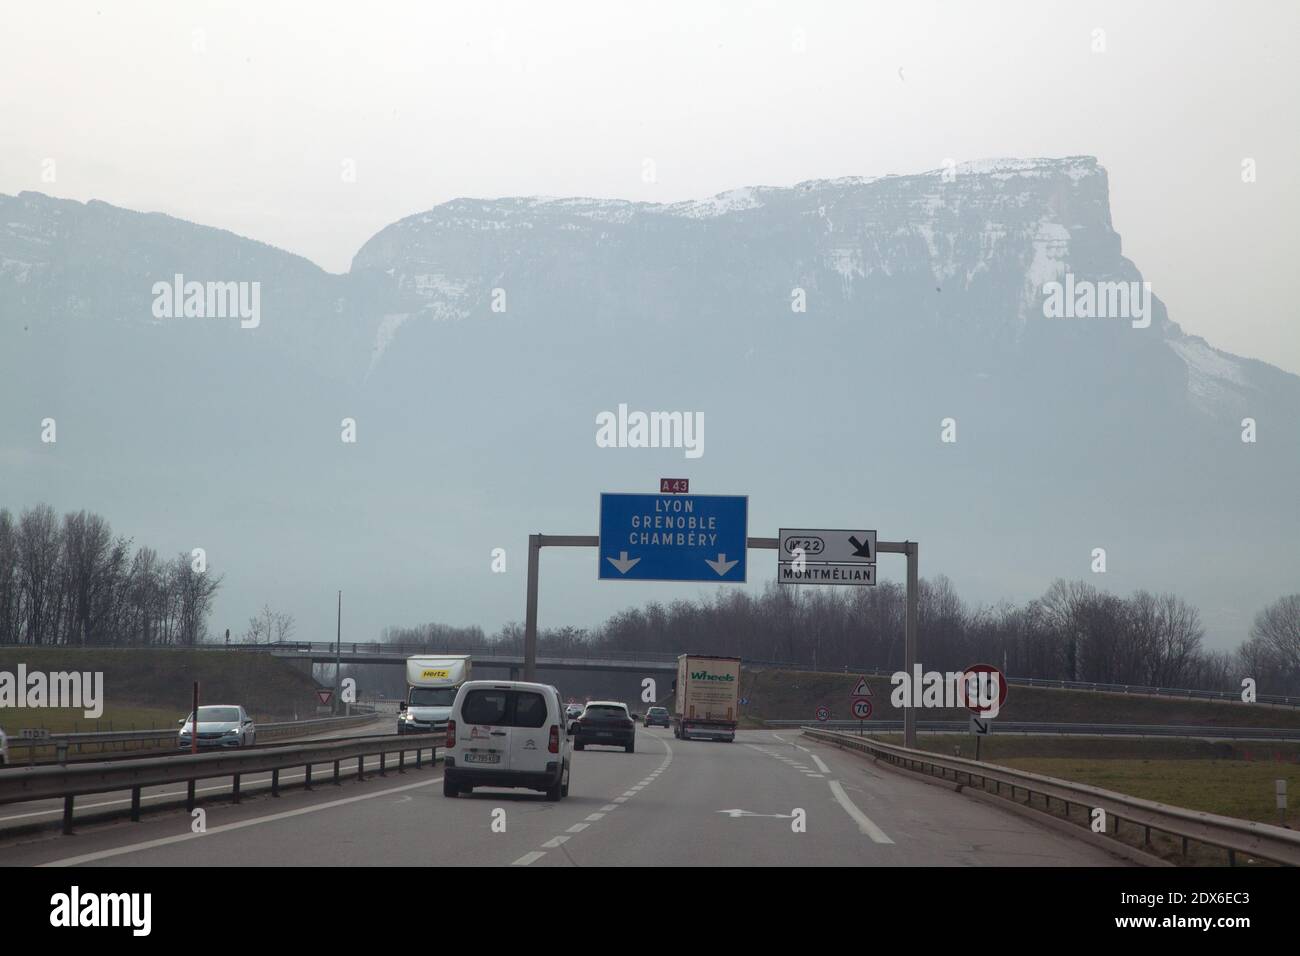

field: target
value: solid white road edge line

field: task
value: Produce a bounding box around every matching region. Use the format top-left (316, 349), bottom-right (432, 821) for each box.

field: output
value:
top-left (39, 776), bottom-right (443, 867)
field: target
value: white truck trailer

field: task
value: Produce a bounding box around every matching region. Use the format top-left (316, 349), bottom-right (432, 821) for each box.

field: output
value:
top-left (673, 654), bottom-right (740, 742)
top-left (397, 655), bottom-right (471, 734)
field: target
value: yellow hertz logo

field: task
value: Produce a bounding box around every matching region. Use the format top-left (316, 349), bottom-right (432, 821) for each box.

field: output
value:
top-left (420, 669), bottom-right (450, 679)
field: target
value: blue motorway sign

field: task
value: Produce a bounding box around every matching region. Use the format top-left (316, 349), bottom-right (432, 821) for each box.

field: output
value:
top-left (599, 493), bottom-right (748, 583)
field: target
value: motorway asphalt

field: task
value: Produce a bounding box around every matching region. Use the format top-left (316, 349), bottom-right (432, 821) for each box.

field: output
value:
top-left (0, 726), bottom-right (1125, 866)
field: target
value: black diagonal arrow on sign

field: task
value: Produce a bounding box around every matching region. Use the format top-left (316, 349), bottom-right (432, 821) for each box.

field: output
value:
top-left (848, 535), bottom-right (874, 559)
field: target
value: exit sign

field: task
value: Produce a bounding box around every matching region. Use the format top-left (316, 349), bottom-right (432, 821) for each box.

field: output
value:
top-left (660, 478), bottom-right (689, 493)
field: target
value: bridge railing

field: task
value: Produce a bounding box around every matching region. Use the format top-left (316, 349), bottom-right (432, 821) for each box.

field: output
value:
top-left (802, 726), bottom-right (1300, 866)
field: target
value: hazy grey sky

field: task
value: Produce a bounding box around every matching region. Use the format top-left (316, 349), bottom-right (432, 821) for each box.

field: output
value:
top-left (3, 0), bottom-right (1297, 373)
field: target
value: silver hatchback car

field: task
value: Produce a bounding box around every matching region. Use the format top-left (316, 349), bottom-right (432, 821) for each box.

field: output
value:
top-left (178, 705), bottom-right (257, 749)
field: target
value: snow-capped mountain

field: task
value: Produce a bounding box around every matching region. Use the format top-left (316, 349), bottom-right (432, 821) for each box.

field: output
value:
top-left (1, 157), bottom-right (1295, 646)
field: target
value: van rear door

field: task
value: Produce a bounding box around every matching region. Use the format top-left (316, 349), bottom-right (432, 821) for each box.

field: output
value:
top-left (507, 689), bottom-right (554, 776)
top-left (459, 687), bottom-right (513, 771)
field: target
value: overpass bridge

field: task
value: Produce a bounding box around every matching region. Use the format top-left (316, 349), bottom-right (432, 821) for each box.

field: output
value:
top-left (244, 641), bottom-right (680, 676)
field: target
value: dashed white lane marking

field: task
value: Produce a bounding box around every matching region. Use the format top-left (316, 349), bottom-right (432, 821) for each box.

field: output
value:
top-left (40, 776), bottom-right (443, 867)
top-left (771, 734), bottom-right (787, 743)
top-left (754, 736), bottom-right (898, 845)
top-left (514, 735), bottom-right (674, 865)
top-left (828, 779), bottom-right (894, 844)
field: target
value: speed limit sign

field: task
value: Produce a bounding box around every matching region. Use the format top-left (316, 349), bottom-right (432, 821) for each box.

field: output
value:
top-left (815, 705), bottom-right (830, 722)
top-left (851, 698), bottom-right (873, 720)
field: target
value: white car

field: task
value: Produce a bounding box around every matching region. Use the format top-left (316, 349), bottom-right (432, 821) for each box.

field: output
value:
top-left (178, 705), bottom-right (257, 749)
top-left (443, 680), bottom-right (572, 800)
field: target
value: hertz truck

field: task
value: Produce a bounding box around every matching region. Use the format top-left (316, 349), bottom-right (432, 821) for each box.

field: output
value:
top-left (673, 654), bottom-right (740, 742)
top-left (397, 655), bottom-right (471, 734)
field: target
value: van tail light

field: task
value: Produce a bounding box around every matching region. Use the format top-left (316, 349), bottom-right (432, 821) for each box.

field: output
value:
top-left (548, 725), bottom-right (560, 754)
top-left (446, 720), bottom-right (456, 748)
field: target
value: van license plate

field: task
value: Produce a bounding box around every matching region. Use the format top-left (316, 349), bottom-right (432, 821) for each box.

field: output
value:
top-left (464, 752), bottom-right (500, 764)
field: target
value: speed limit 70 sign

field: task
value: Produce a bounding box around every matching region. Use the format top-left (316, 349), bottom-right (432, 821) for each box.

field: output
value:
top-left (851, 698), bottom-right (873, 720)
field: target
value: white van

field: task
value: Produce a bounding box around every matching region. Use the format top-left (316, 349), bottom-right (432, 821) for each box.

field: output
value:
top-left (443, 680), bottom-right (572, 800)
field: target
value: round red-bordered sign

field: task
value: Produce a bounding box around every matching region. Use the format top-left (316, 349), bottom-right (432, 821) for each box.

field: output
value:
top-left (815, 705), bottom-right (830, 722)
top-left (851, 698), bottom-right (873, 720)
top-left (962, 663), bottom-right (1008, 714)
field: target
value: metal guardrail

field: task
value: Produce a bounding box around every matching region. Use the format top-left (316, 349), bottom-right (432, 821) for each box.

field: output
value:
top-left (1005, 675), bottom-right (1299, 707)
top-left (6, 713), bottom-right (379, 764)
top-left (744, 663), bottom-right (1300, 707)
top-left (765, 720), bottom-right (1300, 741)
top-left (0, 732), bottom-right (441, 834)
top-left (802, 727), bottom-right (1300, 866)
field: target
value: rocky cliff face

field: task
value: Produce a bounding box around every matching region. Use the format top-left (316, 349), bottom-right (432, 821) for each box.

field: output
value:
top-left (1, 158), bottom-right (1295, 644)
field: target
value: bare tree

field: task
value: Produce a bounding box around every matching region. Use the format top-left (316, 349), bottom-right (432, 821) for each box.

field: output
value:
top-left (0, 509), bottom-right (19, 644)
top-left (1242, 594), bottom-right (1300, 693)
top-left (17, 504), bottom-right (60, 645)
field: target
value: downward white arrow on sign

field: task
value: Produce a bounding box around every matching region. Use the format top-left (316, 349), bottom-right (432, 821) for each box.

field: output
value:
top-left (705, 554), bottom-right (739, 576)
top-left (606, 552), bottom-right (641, 574)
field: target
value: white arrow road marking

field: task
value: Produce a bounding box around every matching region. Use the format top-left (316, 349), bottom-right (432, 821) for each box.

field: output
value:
top-left (828, 780), bottom-right (894, 844)
top-left (606, 552), bottom-right (641, 574)
top-left (705, 553), bottom-right (739, 576)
